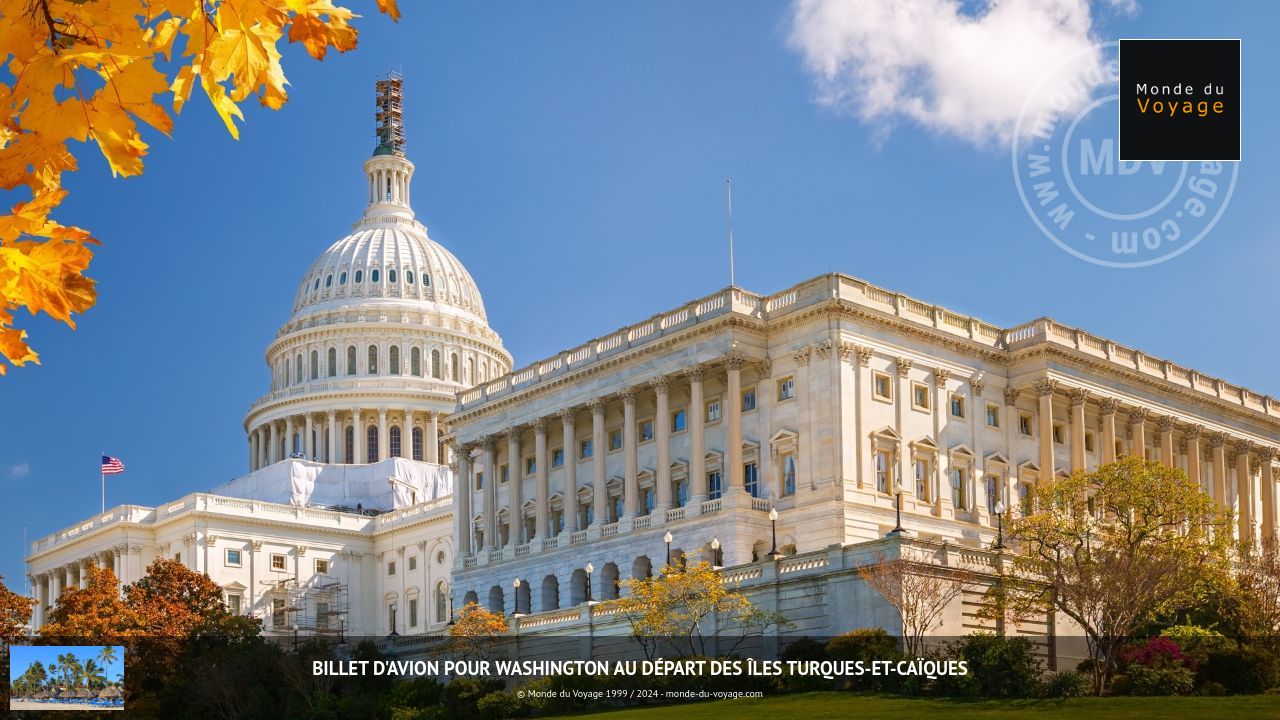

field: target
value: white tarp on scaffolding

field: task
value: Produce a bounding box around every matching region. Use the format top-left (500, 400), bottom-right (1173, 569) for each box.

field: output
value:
top-left (210, 457), bottom-right (452, 511)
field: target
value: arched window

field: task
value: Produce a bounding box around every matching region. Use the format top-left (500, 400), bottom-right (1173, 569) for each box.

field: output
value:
top-left (389, 268), bottom-right (397, 284)
top-left (310, 350), bottom-right (318, 380)
top-left (313, 278), bottom-right (320, 291)
top-left (431, 349), bottom-right (441, 379)
top-left (450, 353), bottom-right (459, 381)
top-left (339, 271), bottom-right (347, 285)
top-left (435, 582), bottom-right (448, 624)
top-left (325, 274), bottom-right (333, 288)
top-left (367, 426), bottom-right (379, 463)
top-left (355, 269), bottom-right (363, 284)
top-left (327, 348), bottom-right (337, 377)
top-left (406, 270), bottom-right (414, 285)
top-left (390, 426), bottom-right (402, 457)
top-left (295, 354), bottom-right (302, 384)
top-left (371, 268), bottom-right (381, 284)
top-left (411, 347), bottom-right (422, 376)
top-left (367, 345), bottom-right (378, 375)
top-left (412, 427), bottom-right (423, 461)
top-left (347, 346), bottom-right (357, 376)
top-left (344, 426), bottom-right (354, 464)
top-left (389, 346), bottom-right (400, 375)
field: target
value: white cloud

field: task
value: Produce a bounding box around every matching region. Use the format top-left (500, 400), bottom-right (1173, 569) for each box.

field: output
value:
top-left (788, 0), bottom-right (1116, 146)
top-left (9, 462), bottom-right (29, 478)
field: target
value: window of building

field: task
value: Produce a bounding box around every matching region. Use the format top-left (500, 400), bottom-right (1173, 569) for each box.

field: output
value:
top-left (408, 556), bottom-right (417, 571)
top-left (174, 552), bottom-right (181, 563)
top-left (525, 457), bottom-right (536, 475)
top-left (782, 455), bottom-right (796, 496)
top-left (345, 426), bottom-right (354, 463)
top-left (366, 426), bottom-right (378, 463)
top-left (950, 394), bottom-right (966, 418)
top-left (606, 429), bottom-right (621, 452)
top-left (1052, 423), bottom-right (1064, 445)
top-left (325, 274), bottom-right (333, 288)
top-left (225, 549), bottom-right (242, 567)
top-left (328, 347), bottom-right (337, 377)
top-left (409, 598), bottom-right (419, 628)
top-left (310, 350), bottom-right (319, 380)
top-left (371, 268), bottom-right (381, 283)
top-left (367, 345), bottom-right (378, 375)
top-left (610, 495), bottom-right (624, 524)
top-left (499, 463), bottom-right (509, 483)
top-left (708, 471), bottom-right (723, 500)
top-left (354, 269), bottom-right (363, 284)
top-left (951, 467), bottom-right (967, 509)
top-left (270, 553), bottom-right (286, 571)
top-left (411, 347), bottom-right (422, 376)
top-left (315, 558), bottom-right (329, 574)
top-left (387, 561), bottom-right (396, 576)
top-left (474, 471), bottom-right (484, 491)
top-left (912, 382), bottom-right (931, 411)
top-left (777, 376), bottom-right (795, 401)
top-left (1085, 431), bottom-right (1096, 453)
top-left (875, 449), bottom-right (893, 494)
top-left (450, 353), bottom-right (459, 380)
top-left (389, 346), bottom-right (400, 374)
top-left (742, 386), bottom-right (757, 412)
top-left (316, 601), bottom-right (330, 628)
top-left (406, 270), bottom-right (414, 285)
top-left (347, 345), bottom-right (357, 375)
top-left (436, 583), bottom-right (448, 624)
top-left (431, 349), bottom-right (441, 379)
top-left (671, 409), bottom-right (686, 433)
top-left (272, 598), bottom-right (286, 627)
top-left (986, 476), bottom-right (999, 514)
top-left (227, 593), bottom-right (242, 615)
top-left (642, 489), bottom-right (654, 516)
top-left (1019, 413), bottom-right (1033, 436)
top-left (412, 427), bottom-right (423, 461)
top-left (387, 603), bottom-right (396, 632)
top-left (706, 399), bottom-right (721, 423)
top-left (674, 479), bottom-right (688, 507)
top-left (873, 372), bottom-right (892, 401)
top-left (986, 404), bottom-right (1000, 427)
top-left (339, 271), bottom-right (347, 285)
top-left (914, 457), bottom-right (931, 500)
top-left (635, 419), bottom-right (652, 442)
top-left (744, 461), bottom-right (759, 498)
top-left (580, 439), bottom-right (593, 459)
top-left (390, 426), bottom-right (402, 457)
top-left (388, 268), bottom-right (397, 284)
top-left (552, 448), bottom-right (564, 467)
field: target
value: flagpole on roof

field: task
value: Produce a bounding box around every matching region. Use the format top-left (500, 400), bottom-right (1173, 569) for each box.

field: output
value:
top-left (101, 449), bottom-right (105, 514)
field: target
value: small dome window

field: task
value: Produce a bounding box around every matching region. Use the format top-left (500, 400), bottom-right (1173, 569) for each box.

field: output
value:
top-left (339, 271), bottom-right (347, 285)
top-left (389, 268), bottom-right (397, 284)
top-left (325, 274), bottom-right (333, 288)
top-left (355, 270), bottom-right (363, 283)
top-left (313, 278), bottom-right (320, 291)
top-left (371, 268), bottom-right (381, 283)
top-left (406, 270), bottom-right (414, 284)
top-left (422, 273), bottom-right (431, 286)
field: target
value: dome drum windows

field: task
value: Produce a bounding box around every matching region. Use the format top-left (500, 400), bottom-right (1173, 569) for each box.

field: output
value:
top-left (325, 274), bottom-right (333, 288)
top-left (355, 270), bottom-right (363, 284)
top-left (339, 271), bottom-right (347, 285)
top-left (347, 346), bottom-right (357, 376)
top-left (368, 345), bottom-right (379, 375)
top-left (371, 269), bottom-right (381, 284)
top-left (406, 270), bottom-right (414, 285)
top-left (389, 268), bottom-right (397, 284)
top-left (389, 346), bottom-right (400, 375)
top-left (328, 348), bottom-right (337, 377)
top-left (411, 347), bottom-right (422, 377)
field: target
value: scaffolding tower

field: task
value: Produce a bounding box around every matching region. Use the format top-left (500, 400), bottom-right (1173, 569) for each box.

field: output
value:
top-left (260, 576), bottom-right (350, 635)
top-left (374, 72), bottom-right (405, 156)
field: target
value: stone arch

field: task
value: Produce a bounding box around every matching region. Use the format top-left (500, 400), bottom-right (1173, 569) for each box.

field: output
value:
top-left (514, 579), bottom-right (532, 615)
top-left (631, 555), bottom-right (652, 581)
top-left (601, 562), bottom-right (620, 600)
top-left (462, 589), bottom-right (479, 607)
top-left (569, 567), bottom-right (589, 605)
top-left (539, 574), bottom-right (560, 612)
top-left (487, 585), bottom-right (505, 614)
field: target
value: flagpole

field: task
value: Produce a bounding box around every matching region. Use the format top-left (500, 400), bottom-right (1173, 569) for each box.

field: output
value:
top-left (101, 449), bottom-right (105, 514)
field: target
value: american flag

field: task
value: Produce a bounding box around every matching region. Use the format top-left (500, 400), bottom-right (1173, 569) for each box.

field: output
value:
top-left (101, 455), bottom-right (125, 475)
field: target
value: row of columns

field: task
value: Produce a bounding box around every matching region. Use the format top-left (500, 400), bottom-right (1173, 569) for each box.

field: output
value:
top-left (248, 409), bottom-right (442, 470)
top-left (28, 546), bottom-right (138, 629)
top-left (455, 354), bottom-right (757, 557)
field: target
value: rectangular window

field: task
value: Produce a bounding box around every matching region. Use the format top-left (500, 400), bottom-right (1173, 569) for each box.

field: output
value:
top-left (317, 601), bottom-right (330, 628)
top-left (708, 471), bottom-right (723, 500)
top-left (873, 372), bottom-right (892, 401)
top-left (1019, 413), bottom-right (1033, 436)
top-left (951, 467), bottom-right (967, 509)
top-left (474, 471), bottom-right (484, 490)
top-left (671, 410), bottom-right (687, 433)
top-left (611, 496), bottom-right (624, 524)
top-left (742, 387), bottom-right (757, 412)
top-left (675, 479), bottom-right (688, 508)
top-left (706, 399), bottom-right (721, 422)
top-left (314, 558), bottom-right (329, 575)
top-left (639, 419), bottom-right (654, 442)
top-left (272, 598), bottom-right (286, 627)
top-left (1052, 424), bottom-right (1064, 445)
top-left (1085, 431), bottom-right (1096, 453)
top-left (608, 429), bottom-right (623, 451)
top-left (912, 382), bottom-right (931, 411)
top-left (408, 556), bottom-right (417, 572)
top-left (500, 463), bottom-right (509, 483)
top-left (744, 462), bottom-right (759, 498)
top-left (643, 489), bottom-right (654, 516)
top-left (950, 394), bottom-right (966, 418)
top-left (227, 594), bottom-right (242, 616)
top-left (409, 598), bottom-right (419, 628)
top-left (782, 454), bottom-right (796, 496)
top-left (525, 456), bottom-right (537, 475)
top-left (986, 476), bottom-right (999, 514)
top-left (270, 553), bottom-right (286, 571)
top-left (580, 439), bottom-right (593, 459)
top-left (225, 549), bottom-right (242, 567)
top-left (387, 561), bottom-right (396, 576)
top-left (875, 449), bottom-right (893, 494)
top-left (914, 458), bottom-right (930, 499)
top-left (986, 404), bottom-right (1000, 428)
top-left (552, 447), bottom-right (564, 467)
top-left (777, 376), bottom-right (795, 401)
top-left (174, 552), bottom-right (181, 563)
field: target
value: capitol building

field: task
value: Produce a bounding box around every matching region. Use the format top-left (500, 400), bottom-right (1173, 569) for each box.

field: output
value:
top-left (24, 78), bottom-right (1280, 664)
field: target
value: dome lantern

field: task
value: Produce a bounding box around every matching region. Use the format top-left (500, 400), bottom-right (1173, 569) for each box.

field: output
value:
top-left (364, 72), bottom-right (415, 222)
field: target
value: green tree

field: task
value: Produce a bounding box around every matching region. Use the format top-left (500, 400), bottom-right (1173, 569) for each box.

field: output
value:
top-left (991, 456), bottom-right (1232, 694)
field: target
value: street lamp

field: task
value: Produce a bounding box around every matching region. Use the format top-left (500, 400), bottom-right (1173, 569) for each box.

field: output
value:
top-left (585, 563), bottom-right (594, 603)
top-left (710, 537), bottom-right (722, 568)
top-left (447, 594), bottom-right (455, 626)
top-left (512, 577), bottom-right (522, 615)
top-left (888, 480), bottom-right (905, 535)
top-left (768, 507), bottom-right (782, 560)
top-left (291, 623), bottom-right (299, 652)
top-left (664, 530), bottom-right (673, 568)
top-left (993, 501), bottom-right (1007, 550)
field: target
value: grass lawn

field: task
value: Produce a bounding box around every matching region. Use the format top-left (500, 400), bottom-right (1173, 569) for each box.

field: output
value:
top-left (546, 691), bottom-right (1280, 720)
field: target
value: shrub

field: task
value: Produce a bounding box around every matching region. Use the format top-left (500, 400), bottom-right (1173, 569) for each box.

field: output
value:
top-left (1122, 637), bottom-right (1185, 669)
top-left (780, 637), bottom-right (834, 692)
top-left (937, 633), bottom-right (1042, 699)
top-left (1041, 670), bottom-right (1087, 699)
top-left (1200, 647), bottom-right (1279, 694)
top-left (477, 690), bottom-right (532, 720)
top-left (826, 628), bottom-right (902, 691)
top-left (1123, 665), bottom-right (1196, 696)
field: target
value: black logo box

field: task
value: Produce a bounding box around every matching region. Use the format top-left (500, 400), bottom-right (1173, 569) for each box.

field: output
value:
top-left (1118, 39), bottom-right (1240, 162)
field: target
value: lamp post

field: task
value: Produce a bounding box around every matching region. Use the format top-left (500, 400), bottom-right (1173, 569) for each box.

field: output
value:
top-left (993, 501), bottom-right (1006, 550)
top-left (710, 537), bottom-right (722, 568)
top-left (447, 595), bottom-right (455, 626)
top-left (888, 481), bottom-right (905, 535)
top-left (585, 563), bottom-right (594, 603)
top-left (512, 577), bottom-right (522, 615)
top-left (291, 624), bottom-right (299, 652)
top-left (663, 530), bottom-right (673, 569)
top-left (768, 507), bottom-right (782, 560)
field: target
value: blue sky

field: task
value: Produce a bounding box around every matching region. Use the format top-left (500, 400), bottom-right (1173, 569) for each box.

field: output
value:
top-left (9, 646), bottom-right (124, 682)
top-left (2, 2), bottom-right (1277, 589)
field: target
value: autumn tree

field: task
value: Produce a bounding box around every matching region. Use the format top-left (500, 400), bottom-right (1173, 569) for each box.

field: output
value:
top-left (0, 0), bottom-right (401, 375)
top-left (124, 557), bottom-right (237, 636)
top-left (994, 456), bottom-right (1232, 694)
top-left (447, 601), bottom-right (508, 661)
top-left (39, 565), bottom-right (139, 640)
top-left (856, 544), bottom-right (969, 658)
top-left (0, 573), bottom-right (36, 642)
top-left (605, 560), bottom-right (791, 659)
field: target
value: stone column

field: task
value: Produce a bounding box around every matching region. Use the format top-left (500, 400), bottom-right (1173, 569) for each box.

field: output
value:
top-left (1129, 409), bottom-right (1148, 460)
top-left (1260, 448), bottom-right (1276, 545)
top-left (1099, 398), bottom-right (1118, 464)
top-left (285, 416), bottom-right (295, 458)
top-left (428, 412), bottom-right (440, 463)
top-left (32, 575), bottom-right (44, 629)
top-left (896, 358), bottom-right (913, 496)
top-left (933, 367), bottom-right (952, 516)
top-left (455, 444), bottom-right (471, 555)
top-left (507, 427), bottom-right (524, 543)
top-left (534, 418), bottom-right (549, 538)
top-left (561, 409), bottom-right (579, 532)
top-left (652, 378), bottom-right (671, 513)
top-left (1158, 416), bottom-right (1175, 466)
top-left (49, 570), bottom-right (61, 611)
top-left (405, 410), bottom-right (415, 458)
top-left (305, 414), bottom-right (315, 460)
top-left (855, 347), bottom-right (873, 490)
top-left (1211, 435), bottom-right (1228, 511)
top-left (622, 389), bottom-right (638, 518)
top-left (1068, 388), bottom-right (1089, 472)
top-left (352, 409), bottom-right (364, 464)
top-left (758, 358), bottom-right (776, 499)
top-left (79, 562), bottom-right (88, 589)
top-left (249, 432), bottom-right (256, 471)
top-left (258, 427), bottom-right (268, 469)
top-left (687, 369), bottom-right (706, 505)
top-left (726, 353), bottom-right (745, 495)
top-left (269, 422), bottom-right (280, 464)
top-left (1236, 441), bottom-right (1253, 544)
top-left (483, 439), bottom-right (497, 551)
top-left (1033, 379), bottom-right (1057, 481)
top-left (1003, 388), bottom-right (1019, 507)
top-left (590, 400), bottom-right (607, 527)
top-left (327, 410), bottom-right (338, 463)
top-left (378, 409), bottom-right (389, 462)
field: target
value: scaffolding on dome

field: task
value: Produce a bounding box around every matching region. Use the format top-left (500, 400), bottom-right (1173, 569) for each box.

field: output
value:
top-left (374, 72), bottom-right (405, 156)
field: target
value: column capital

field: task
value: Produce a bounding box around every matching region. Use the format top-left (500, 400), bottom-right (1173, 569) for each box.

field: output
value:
top-left (726, 351), bottom-right (747, 371)
top-left (1184, 423), bottom-right (1203, 440)
top-left (837, 341), bottom-right (855, 362)
top-left (1032, 378), bottom-right (1058, 398)
top-left (588, 398), bottom-right (607, 416)
top-left (969, 374), bottom-right (985, 397)
top-left (814, 339), bottom-right (833, 360)
top-left (378, 407), bottom-right (388, 418)
top-left (504, 426), bottom-right (522, 441)
top-left (1259, 446), bottom-right (1275, 462)
top-left (1234, 439), bottom-right (1254, 456)
top-left (759, 356), bottom-right (773, 377)
top-left (649, 376), bottom-right (670, 394)
top-left (532, 417), bottom-right (547, 434)
top-left (1156, 415), bottom-right (1176, 433)
top-left (1066, 387), bottom-right (1090, 407)
top-left (1003, 387), bottom-right (1020, 406)
top-left (482, 436), bottom-right (498, 454)
top-left (932, 367), bottom-right (951, 385)
top-left (558, 407), bottom-right (576, 423)
top-left (855, 345), bottom-right (874, 367)
top-left (326, 408), bottom-right (337, 418)
top-left (1209, 433), bottom-right (1226, 449)
top-left (619, 388), bottom-right (637, 406)
top-left (1097, 397), bottom-right (1119, 415)
top-left (1128, 408), bottom-right (1148, 426)
top-left (685, 365), bottom-right (705, 382)
top-left (895, 357), bottom-right (913, 377)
